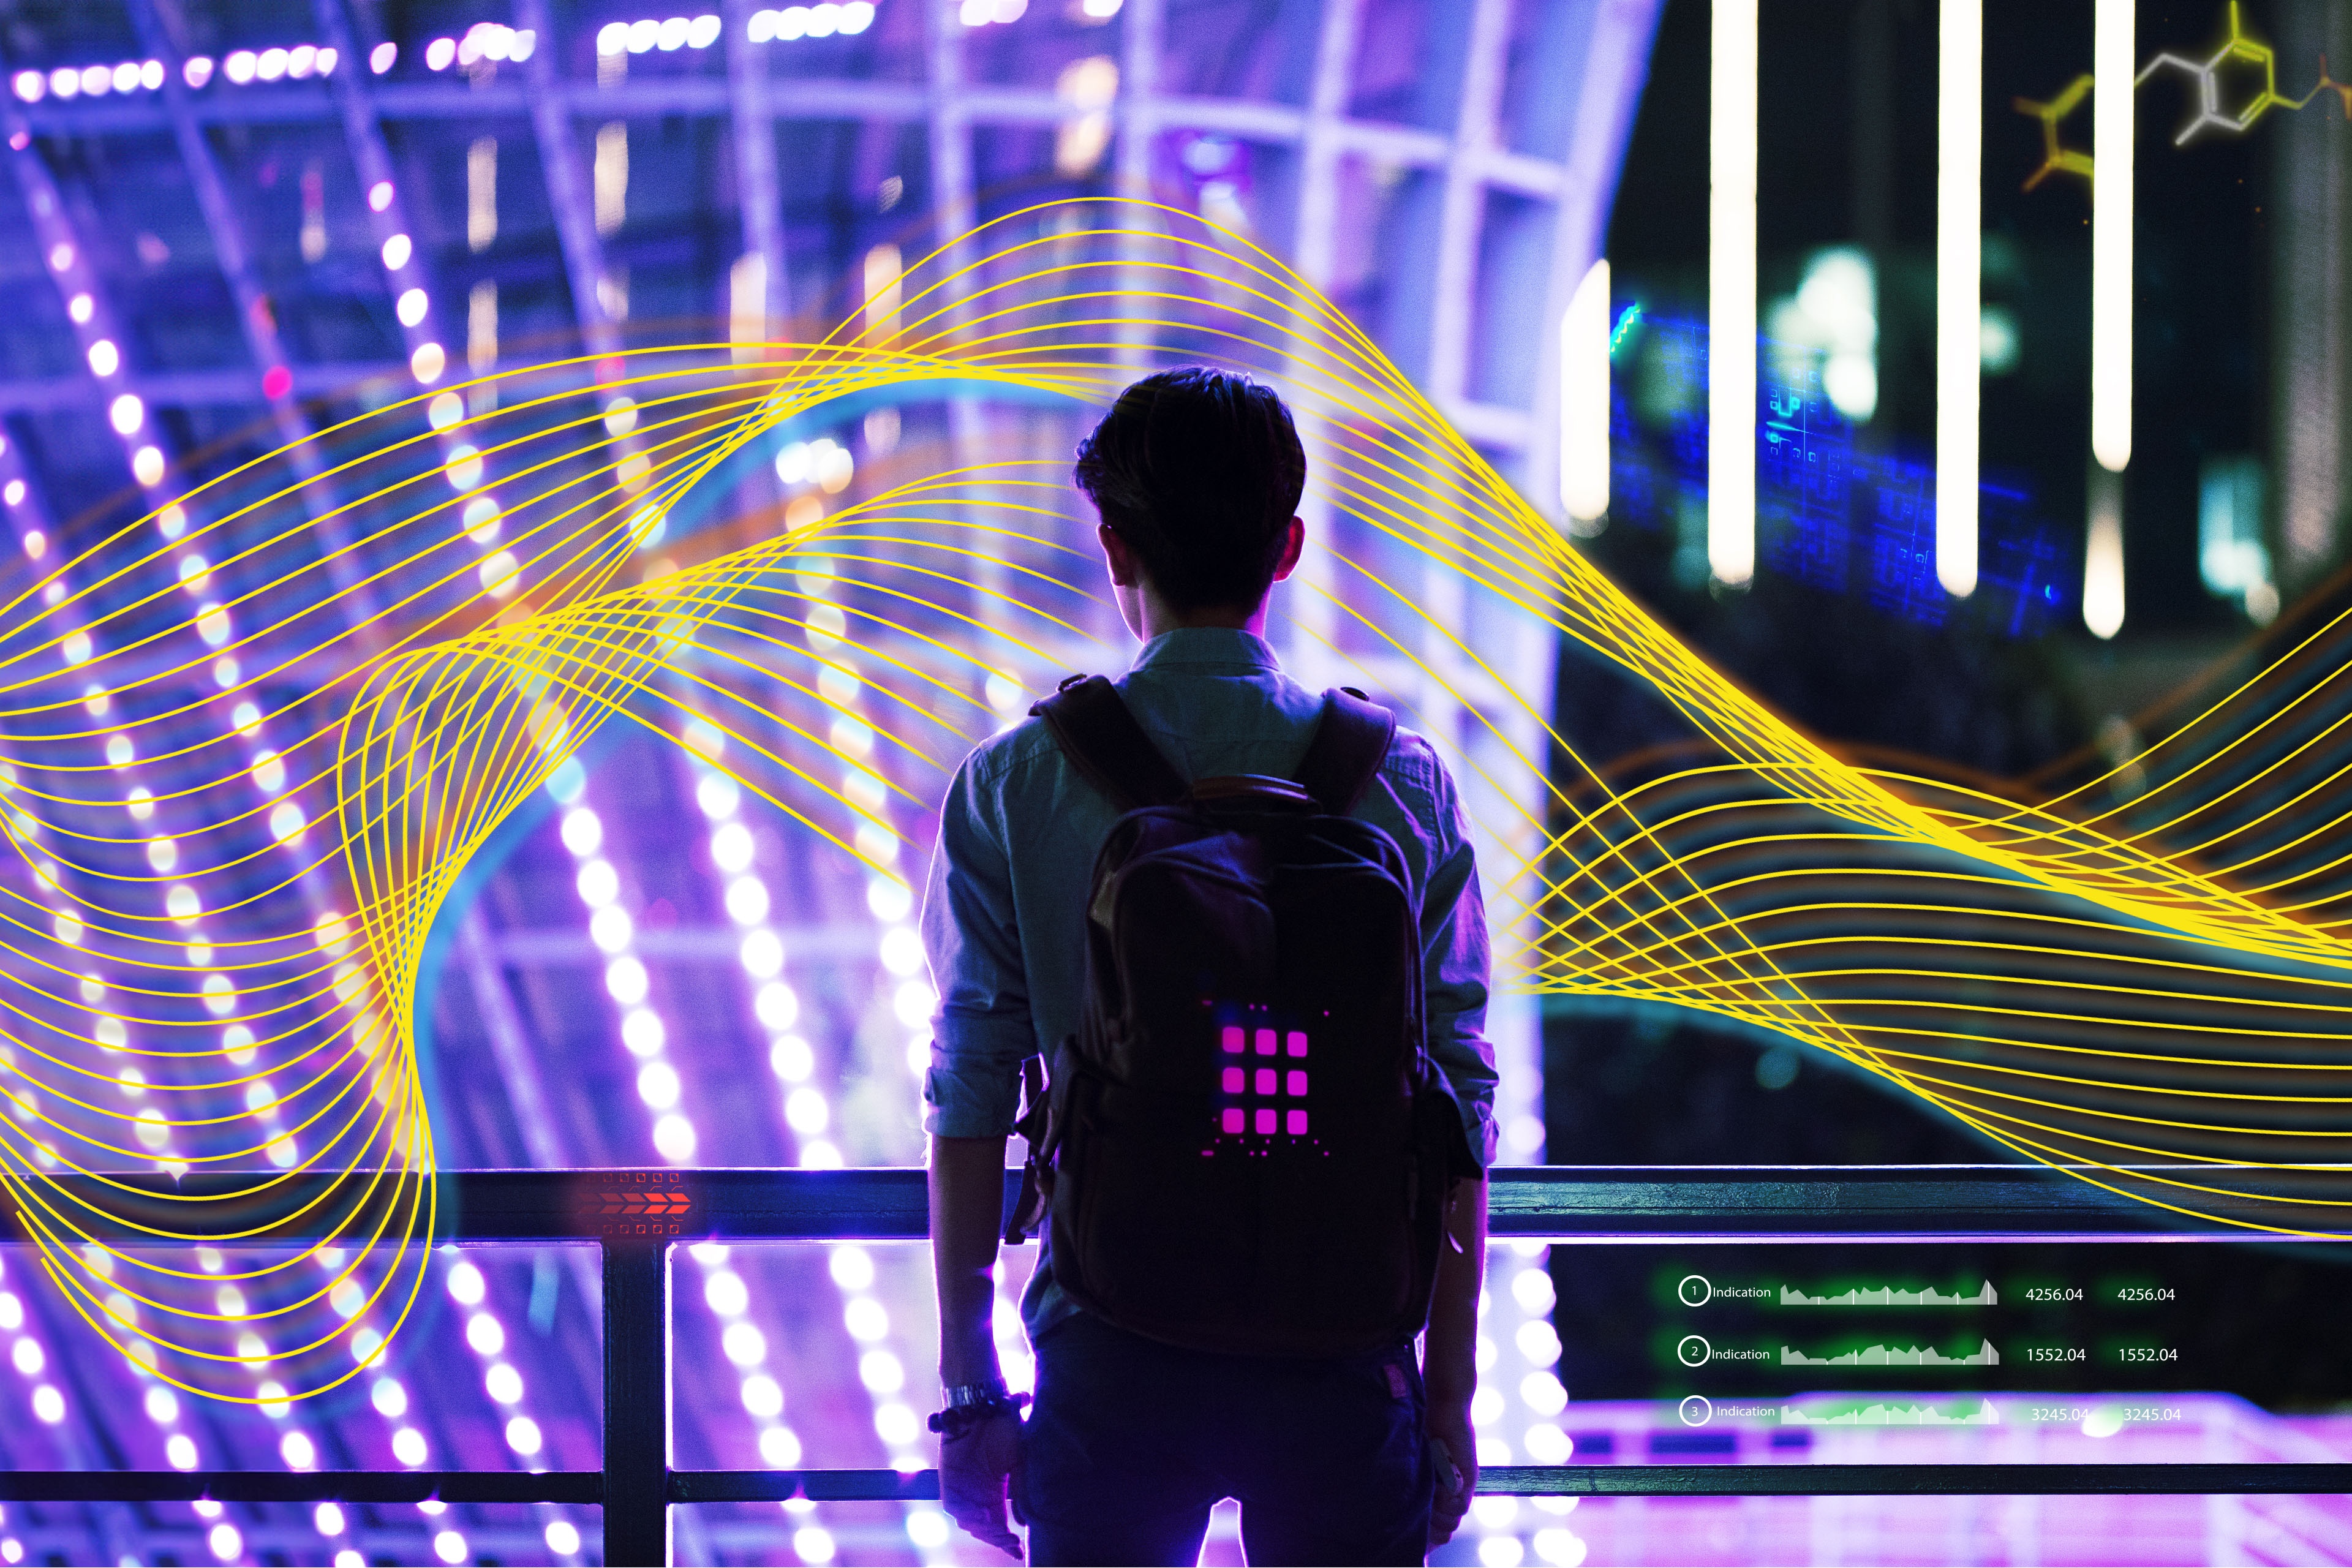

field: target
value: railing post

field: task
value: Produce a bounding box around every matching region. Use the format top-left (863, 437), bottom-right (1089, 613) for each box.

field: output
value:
top-left (603, 1237), bottom-right (672, 1567)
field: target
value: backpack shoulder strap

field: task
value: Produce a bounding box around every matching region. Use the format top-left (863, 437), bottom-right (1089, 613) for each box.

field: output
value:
top-left (1295, 686), bottom-right (1396, 815)
top-left (1031, 674), bottom-right (1187, 812)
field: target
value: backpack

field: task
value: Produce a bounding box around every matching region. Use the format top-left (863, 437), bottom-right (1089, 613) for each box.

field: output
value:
top-left (1002, 673), bottom-right (1470, 1357)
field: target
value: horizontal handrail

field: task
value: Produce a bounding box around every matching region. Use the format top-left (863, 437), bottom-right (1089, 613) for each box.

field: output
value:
top-left (0, 1472), bottom-right (604, 1505)
top-left (662, 1461), bottom-right (2352, 1500)
top-left (4, 1164), bottom-right (2319, 1245)
top-left (7, 1164), bottom-right (2339, 1564)
top-left (6, 1463), bottom-right (2349, 1503)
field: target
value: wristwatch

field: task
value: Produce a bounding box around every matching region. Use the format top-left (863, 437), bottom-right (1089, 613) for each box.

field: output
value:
top-left (929, 1378), bottom-right (1029, 1438)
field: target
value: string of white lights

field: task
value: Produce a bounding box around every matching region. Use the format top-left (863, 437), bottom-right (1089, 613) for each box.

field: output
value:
top-left (9, 85), bottom-right (355, 1210)
top-left (0, 460), bottom-right (276, 1568)
top-left (4, 137), bottom-right (429, 1568)
top-left (598, 8), bottom-right (877, 60)
top-left (0, 429), bottom-right (300, 1564)
top-left (0, 1250), bottom-right (67, 1447)
top-left (673, 714), bottom-right (946, 1564)
top-left (8, 127), bottom-right (185, 511)
top-left (795, 549), bottom-right (978, 1560)
top-left (440, 1251), bottom-right (587, 1566)
top-left (1466, 1246), bottom-right (1582, 1567)
top-left (6, 4), bottom-right (910, 101)
top-left (25, 97), bottom-right (501, 1550)
top-left (40, 58), bottom-right (500, 1429)
top-left (554, 757), bottom-right (831, 1556)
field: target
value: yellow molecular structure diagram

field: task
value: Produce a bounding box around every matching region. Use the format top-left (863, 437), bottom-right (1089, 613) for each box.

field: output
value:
top-left (2305, 53), bottom-right (2352, 120)
top-left (2137, 0), bottom-right (2303, 144)
top-left (2015, 0), bottom-right (2352, 190)
top-left (2015, 74), bottom-right (2093, 191)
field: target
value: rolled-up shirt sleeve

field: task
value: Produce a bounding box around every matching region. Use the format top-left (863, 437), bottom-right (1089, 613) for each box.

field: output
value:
top-left (1417, 758), bottom-right (1499, 1172)
top-left (921, 751), bottom-right (1035, 1139)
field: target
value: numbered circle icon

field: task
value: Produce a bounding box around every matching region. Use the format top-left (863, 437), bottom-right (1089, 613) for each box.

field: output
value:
top-left (1679, 1394), bottom-right (1714, 1427)
top-left (1676, 1333), bottom-right (1712, 1367)
top-left (1677, 1274), bottom-right (1711, 1307)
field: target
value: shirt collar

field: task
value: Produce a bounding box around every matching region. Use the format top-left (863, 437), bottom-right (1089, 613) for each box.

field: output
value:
top-left (1128, 627), bottom-right (1284, 674)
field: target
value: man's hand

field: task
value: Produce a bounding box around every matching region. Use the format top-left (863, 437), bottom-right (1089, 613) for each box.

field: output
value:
top-left (931, 1136), bottom-right (1020, 1553)
top-left (1425, 1398), bottom-right (1477, 1547)
top-left (940, 1409), bottom-right (1024, 1559)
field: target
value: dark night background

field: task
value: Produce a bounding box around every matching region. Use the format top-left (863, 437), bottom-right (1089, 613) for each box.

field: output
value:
top-left (1543, 0), bottom-right (2348, 1413)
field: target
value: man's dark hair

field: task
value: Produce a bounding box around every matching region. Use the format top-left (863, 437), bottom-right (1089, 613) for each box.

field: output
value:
top-left (1072, 367), bottom-right (1308, 613)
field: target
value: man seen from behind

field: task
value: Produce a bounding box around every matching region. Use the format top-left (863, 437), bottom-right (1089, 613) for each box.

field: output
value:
top-left (922, 366), bottom-right (1498, 1567)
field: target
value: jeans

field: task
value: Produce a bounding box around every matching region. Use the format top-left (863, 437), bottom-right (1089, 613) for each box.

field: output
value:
top-left (1017, 1309), bottom-right (1435, 1567)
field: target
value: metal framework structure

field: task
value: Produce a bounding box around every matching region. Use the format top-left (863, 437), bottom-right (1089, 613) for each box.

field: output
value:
top-left (5, 1166), bottom-right (2341, 1568)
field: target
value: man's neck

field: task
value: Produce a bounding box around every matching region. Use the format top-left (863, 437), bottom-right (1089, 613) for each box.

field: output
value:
top-left (1132, 589), bottom-right (1270, 643)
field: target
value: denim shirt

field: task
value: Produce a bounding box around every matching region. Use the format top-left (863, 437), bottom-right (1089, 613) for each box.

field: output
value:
top-left (921, 627), bottom-right (1498, 1340)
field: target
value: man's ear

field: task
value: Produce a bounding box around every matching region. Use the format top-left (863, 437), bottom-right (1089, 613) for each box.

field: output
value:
top-left (1099, 522), bottom-right (1143, 587)
top-left (1270, 515), bottom-right (1306, 582)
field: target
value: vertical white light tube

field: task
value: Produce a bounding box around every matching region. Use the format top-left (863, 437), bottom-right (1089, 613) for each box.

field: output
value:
top-left (1561, 258), bottom-right (1612, 526)
top-left (1708, 0), bottom-right (1758, 586)
top-left (1935, 0), bottom-right (1982, 598)
top-left (2084, 462), bottom-right (2125, 638)
top-left (728, 252), bottom-right (766, 363)
top-left (2090, 0), bottom-right (2133, 472)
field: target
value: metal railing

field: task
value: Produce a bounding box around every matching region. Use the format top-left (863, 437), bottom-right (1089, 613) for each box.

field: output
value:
top-left (3, 1165), bottom-right (2346, 1566)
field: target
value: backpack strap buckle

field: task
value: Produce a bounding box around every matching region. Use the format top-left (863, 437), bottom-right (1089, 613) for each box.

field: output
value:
top-left (1002, 1051), bottom-right (1055, 1245)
